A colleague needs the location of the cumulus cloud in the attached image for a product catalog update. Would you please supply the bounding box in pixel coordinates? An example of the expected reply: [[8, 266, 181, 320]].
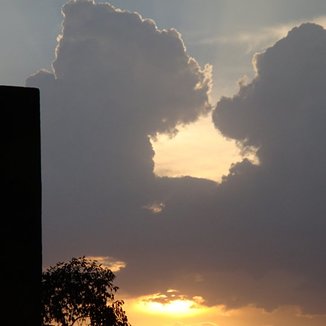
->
[[211, 23, 326, 313], [26, 0, 213, 295], [52, 0, 211, 135], [120, 25, 326, 314], [27, 0, 326, 316], [27, 0, 211, 191]]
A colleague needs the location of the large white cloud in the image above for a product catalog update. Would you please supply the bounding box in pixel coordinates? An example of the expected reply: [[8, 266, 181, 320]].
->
[[27, 0, 326, 315]]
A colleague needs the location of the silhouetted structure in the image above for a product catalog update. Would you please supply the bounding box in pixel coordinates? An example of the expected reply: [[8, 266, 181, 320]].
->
[[2, 86, 41, 325]]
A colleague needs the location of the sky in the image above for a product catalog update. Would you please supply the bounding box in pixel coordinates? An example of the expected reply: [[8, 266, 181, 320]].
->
[[2, 1, 326, 325]]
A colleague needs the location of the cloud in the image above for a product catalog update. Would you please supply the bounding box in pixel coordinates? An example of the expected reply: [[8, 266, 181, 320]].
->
[[27, 0, 326, 317], [143, 201, 165, 214], [26, 0, 214, 299], [214, 23, 326, 164], [28, 0, 211, 192], [53, 0, 211, 136], [212, 23, 326, 313], [135, 290, 207, 317], [196, 26, 286, 53], [86, 256, 126, 272], [27, 2, 211, 193], [196, 15, 326, 55]]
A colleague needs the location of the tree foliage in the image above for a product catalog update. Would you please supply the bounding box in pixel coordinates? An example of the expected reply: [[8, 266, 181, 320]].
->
[[41, 256, 130, 326]]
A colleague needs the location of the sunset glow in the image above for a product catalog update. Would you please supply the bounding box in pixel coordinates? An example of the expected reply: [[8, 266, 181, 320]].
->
[[151, 115, 244, 182], [135, 291, 207, 317], [6, 0, 326, 325], [139, 299, 198, 315]]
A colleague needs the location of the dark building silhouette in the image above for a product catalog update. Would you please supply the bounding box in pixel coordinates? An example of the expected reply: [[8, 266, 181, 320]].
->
[[2, 86, 42, 325]]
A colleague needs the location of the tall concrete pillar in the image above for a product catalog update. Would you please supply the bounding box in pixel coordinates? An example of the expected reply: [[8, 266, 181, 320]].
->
[[2, 86, 42, 325]]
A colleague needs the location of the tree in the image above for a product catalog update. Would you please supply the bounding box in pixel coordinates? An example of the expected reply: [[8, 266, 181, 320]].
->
[[41, 256, 130, 326]]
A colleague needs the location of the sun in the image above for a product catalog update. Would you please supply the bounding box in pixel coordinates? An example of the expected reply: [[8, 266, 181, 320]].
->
[[135, 290, 207, 317]]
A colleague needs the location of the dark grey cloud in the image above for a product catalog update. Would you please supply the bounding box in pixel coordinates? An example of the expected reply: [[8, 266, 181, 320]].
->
[[27, 0, 326, 316], [26, 0, 212, 288], [212, 23, 326, 313]]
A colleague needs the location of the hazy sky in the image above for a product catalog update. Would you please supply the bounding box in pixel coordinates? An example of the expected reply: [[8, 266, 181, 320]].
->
[[3, 1, 326, 325]]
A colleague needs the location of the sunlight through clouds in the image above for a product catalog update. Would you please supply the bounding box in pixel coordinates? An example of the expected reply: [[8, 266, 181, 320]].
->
[[134, 290, 209, 317], [151, 115, 256, 182], [124, 299, 326, 326], [85, 256, 126, 272], [17, 1, 326, 325]]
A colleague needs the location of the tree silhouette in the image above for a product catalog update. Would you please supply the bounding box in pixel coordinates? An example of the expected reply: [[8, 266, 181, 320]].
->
[[41, 256, 130, 326]]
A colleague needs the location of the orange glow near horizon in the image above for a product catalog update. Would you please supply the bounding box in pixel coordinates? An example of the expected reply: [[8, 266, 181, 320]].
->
[[123, 294, 326, 326], [137, 297, 205, 317], [139, 298, 199, 315], [133, 290, 208, 318]]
